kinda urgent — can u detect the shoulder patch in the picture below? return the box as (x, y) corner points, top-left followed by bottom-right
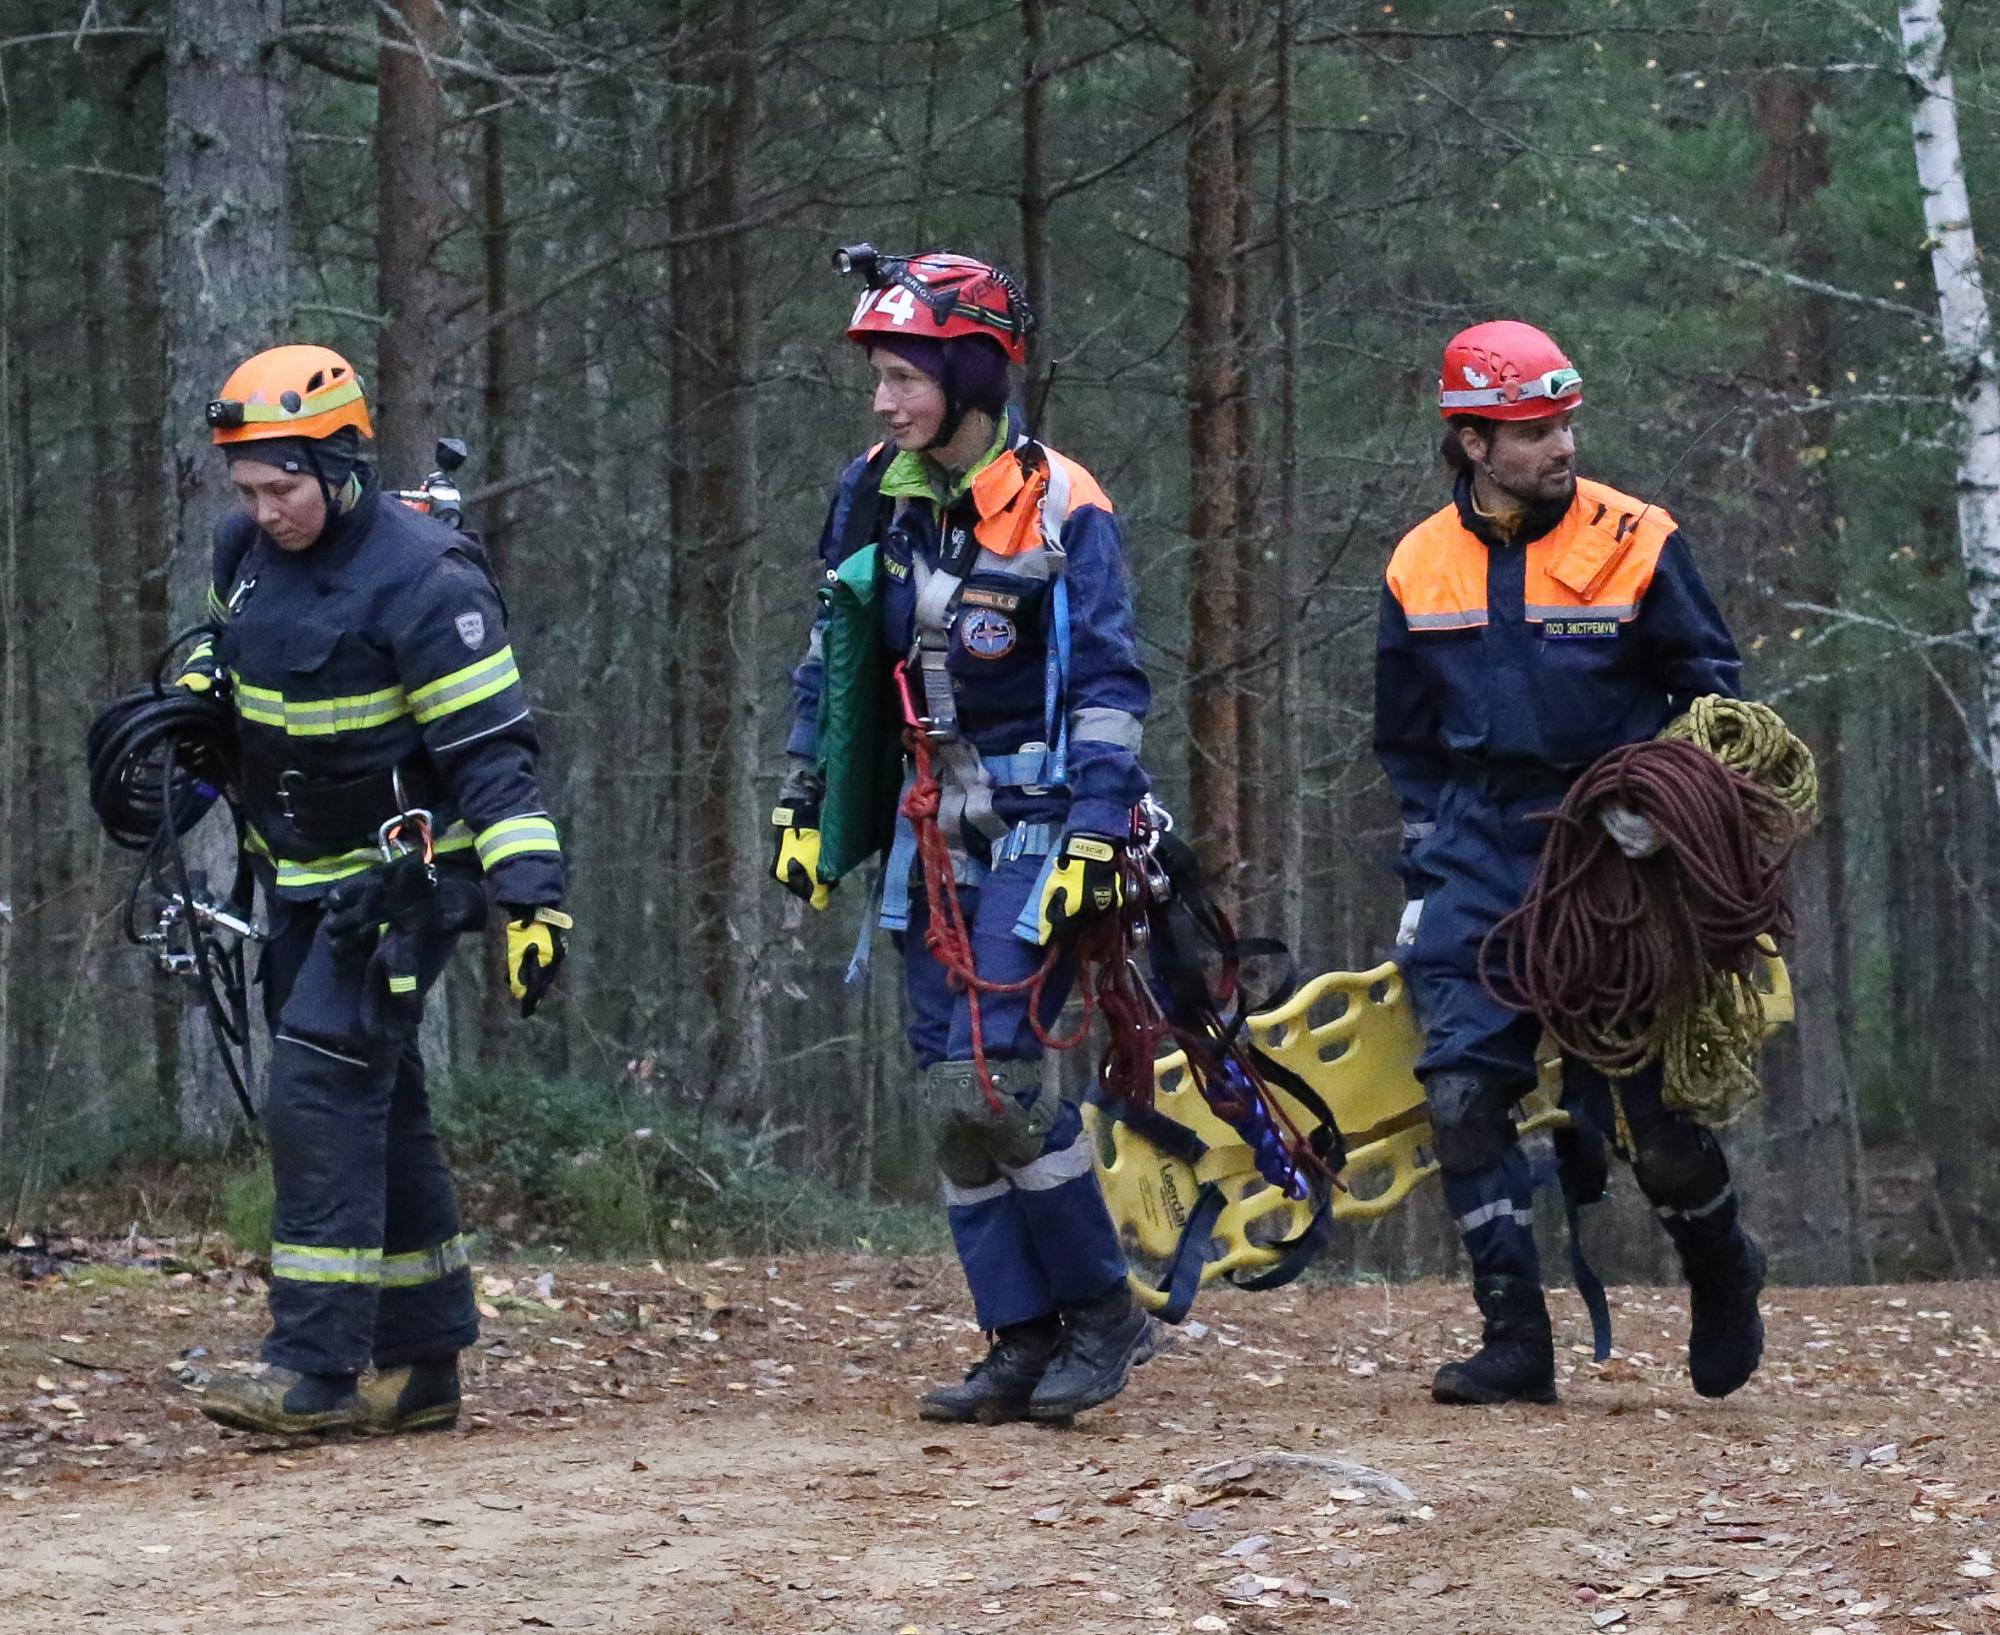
(454, 611), (486, 650)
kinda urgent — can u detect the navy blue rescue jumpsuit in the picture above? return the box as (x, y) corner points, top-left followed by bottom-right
(1373, 470), (1750, 1287)
(207, 481), (565, 1375)
(787, 414), (1147, 1330)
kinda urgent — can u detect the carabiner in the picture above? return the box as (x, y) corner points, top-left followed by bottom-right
(378, 807), (435, 864)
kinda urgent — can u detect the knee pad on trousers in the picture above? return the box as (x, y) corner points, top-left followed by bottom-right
(1630, 1118), (1727, 1210)
(1424, 1070), (1521, 1177)
(928, 1060), (1054, 1187)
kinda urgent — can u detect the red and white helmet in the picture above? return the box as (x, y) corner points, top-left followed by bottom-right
(1438, 320), (1582, 421)
(836, 244), (1033, 365)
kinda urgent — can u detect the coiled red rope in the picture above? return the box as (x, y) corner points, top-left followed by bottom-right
(1479, 736), (1802, 1077)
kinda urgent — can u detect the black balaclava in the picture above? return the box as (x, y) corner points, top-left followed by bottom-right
(224, 426), (370, 532)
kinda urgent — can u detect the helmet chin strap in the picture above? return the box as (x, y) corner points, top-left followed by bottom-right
(925, 393), (968, 454)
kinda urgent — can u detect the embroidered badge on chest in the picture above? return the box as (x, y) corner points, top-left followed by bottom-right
(455, 611), (486, 650)
(957, 607), (1018, 659)
(1541, 616), (1621, 640)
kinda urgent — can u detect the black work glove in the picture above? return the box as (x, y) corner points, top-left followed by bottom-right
(322, 852), (439, 959)
(322, 854), (441, 1042)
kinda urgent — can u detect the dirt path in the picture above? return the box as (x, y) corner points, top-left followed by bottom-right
(3, 1255), (1997, 1634)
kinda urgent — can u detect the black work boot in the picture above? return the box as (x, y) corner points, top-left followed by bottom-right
(1682, 1229), (1766, 1399)
(1028, 1281), (1156, 1421)
(1431, 1275), (1558, 1406)
(360, 1354), (462, 1435)
(919, 1316), (1061, 1424)
(190, 1364), (362, 1434)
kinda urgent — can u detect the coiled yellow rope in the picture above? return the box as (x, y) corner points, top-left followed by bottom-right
(1655, 699), (1817, 1127)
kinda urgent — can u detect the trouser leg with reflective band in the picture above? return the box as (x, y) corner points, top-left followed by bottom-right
(902, 847), (1127, 1332)
(260, 898), (477, 1376)
(1562, 1064), (1764, 1396)
(1426, 1066), (1544, 1284)
(1406, 784), (1560, 1284)
(375, 1039), (476, 1367)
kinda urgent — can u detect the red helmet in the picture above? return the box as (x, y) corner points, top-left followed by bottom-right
(836, 244), (1033, 366)
(1438, 320), (1582, 422)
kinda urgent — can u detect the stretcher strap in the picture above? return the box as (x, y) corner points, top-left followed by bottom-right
(1567, 1200), (1614, 1361)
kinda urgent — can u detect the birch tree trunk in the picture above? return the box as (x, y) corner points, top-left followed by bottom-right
(162, 0), (289, 1143)
(1900, 0), (2000, 802)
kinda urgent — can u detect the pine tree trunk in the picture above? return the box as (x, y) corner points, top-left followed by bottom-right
(1184, 0), (1243, 899)
(476, 109), (515, 1061)
(1273, 0), (1306, 957)
(0, 145), (20, 1158)
(1733, 74), (1866, 1284)
(375, 0), (452, 488)
(161, 0), (288, 1143)
(1899, 0), (2000, 806)
(1229, 31), (1267, 917)
(1018, 0), (1053, 429)
(669, 0), (761, 1107)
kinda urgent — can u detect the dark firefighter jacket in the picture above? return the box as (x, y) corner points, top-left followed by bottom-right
(202, 482), (565, 904)
(1374, 470), (1742, 896)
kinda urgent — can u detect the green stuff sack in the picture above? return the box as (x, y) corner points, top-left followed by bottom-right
(813, 544), (905, 883)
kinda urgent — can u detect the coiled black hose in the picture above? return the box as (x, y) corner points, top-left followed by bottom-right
(86, 683), (238, 849)
(84, 630), (259, 1127)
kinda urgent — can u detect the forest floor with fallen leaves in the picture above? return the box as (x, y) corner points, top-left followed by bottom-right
(1, 1248), (1996, 1635)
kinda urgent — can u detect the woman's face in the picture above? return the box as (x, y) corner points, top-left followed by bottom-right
(869, 348), (944, 450)
(229, 458), (329, 552)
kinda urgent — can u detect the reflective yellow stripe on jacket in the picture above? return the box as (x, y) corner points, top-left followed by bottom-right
(409, 647), (521, 724)
(248, 822), (477, 889)
(235, 681), (411, 737)
(474, 814), (561, 870)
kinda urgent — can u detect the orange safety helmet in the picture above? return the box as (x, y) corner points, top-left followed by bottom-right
(835, 244), (1033, 366)
(1438, 320), (1582, 422)
(206, 344), (374, 446)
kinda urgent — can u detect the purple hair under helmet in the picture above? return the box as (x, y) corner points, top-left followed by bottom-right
(868, 332), (1011, 443)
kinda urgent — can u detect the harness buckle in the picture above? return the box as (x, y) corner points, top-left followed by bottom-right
(277, 769), (305, 823)
(377, 772), (436, 864)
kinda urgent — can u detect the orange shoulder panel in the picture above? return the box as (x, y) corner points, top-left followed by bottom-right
(1047, 448), (1113, 518)
(1386, 504), (1489, 630)
(970, 443), (1114, 557)
(1526, 477), (1675, 618)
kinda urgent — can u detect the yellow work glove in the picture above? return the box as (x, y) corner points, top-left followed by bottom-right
(770, 799), (832, 910)
(1035, 833), (1124, 944)
(174, 638), (227, 697)
(504, 905), (572, 1017)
